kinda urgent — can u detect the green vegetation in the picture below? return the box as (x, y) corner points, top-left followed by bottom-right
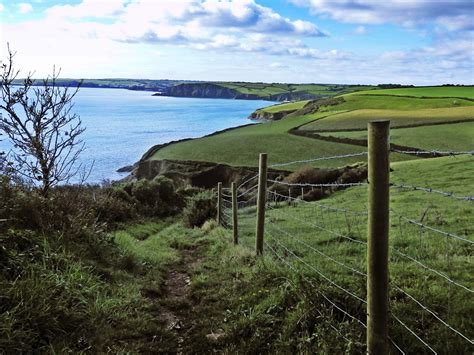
(150, 86), (474, 170)
(356, 86), (474, 98)
(219, 82), (375, 99)
(225, 155), (473, 353)
(258, 100), (310, 113)
(300, 106), (474, 131)
(152, 112), (413, 169)
(3, 84), (472, 353)
(323, 121), (474, 152)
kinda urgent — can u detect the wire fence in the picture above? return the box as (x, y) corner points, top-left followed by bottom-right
(216, 127), (473, 353)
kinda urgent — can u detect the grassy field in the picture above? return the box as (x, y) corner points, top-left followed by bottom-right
(258, 100), (310, 113)
(356, 86), (474, 98)
(322, 121), (474, 152)
(300, 106), (474, 131)
(226, 155), (473, 353)
(151, 112), (414, 169)
(218, 82), (376, 99)
(151, 87), (473, 169)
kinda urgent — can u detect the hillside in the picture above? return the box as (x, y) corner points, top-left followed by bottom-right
(155, 82), (376, 102)
(148, 86), (474, 172)
(13, 78), (186, 92)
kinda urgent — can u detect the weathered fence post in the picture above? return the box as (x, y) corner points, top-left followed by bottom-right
(232, 182), (238, 245)
(255, 153), (268, 255)
(367, 120), (390, 354)
(217, 182), (222, 225)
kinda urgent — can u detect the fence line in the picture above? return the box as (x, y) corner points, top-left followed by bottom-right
(268, 179), (366, 188)
(268, 190), (368, 216)
(215, 122), (473, 353)
(268, 221), (366, 304)
(392, 210), (474, 244)
(391, 149), (473, 156)
(393, 284), (474, 345)
(269, 152), (367, 168)
(390, 183), (474, 201)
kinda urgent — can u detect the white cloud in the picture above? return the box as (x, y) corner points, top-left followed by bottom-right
(291, 0), (473, 27)
(0, 4), (4, 12)
(18, 3), (33, 14)
(2, 0), (472, 84)
(353, 26), (368, 35)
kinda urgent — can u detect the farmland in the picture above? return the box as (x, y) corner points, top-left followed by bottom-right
(151, 86), (474, 168)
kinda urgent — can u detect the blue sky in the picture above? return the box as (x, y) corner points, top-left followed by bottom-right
(1, 0), (473, 85)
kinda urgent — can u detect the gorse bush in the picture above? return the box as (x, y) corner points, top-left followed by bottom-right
(130, 176), (183, 217)
(183, 190), (217, 228)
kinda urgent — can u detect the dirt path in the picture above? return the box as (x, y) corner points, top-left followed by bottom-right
(156, 246), (204, 354)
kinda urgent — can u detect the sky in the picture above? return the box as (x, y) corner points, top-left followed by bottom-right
(0, 0), (473, 85)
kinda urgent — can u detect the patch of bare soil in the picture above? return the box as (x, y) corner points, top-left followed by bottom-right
(149, 246), (207, 354)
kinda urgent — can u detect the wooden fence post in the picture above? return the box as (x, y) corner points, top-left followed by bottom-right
(217, 182), (222, 225)
(367, 120), (390, 354)
(232, 182), (238, 245)
(255, 153), (268, 255)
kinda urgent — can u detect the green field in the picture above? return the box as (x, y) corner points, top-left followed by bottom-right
(322, 122), (474, 152)
(230, 155), (473, 353)
(300, 106), (474, 131)
(258, 100), (310, 113)
(151, 112), (414, 169)
(151, 87), (474, 169)
(218, 82), (376, 99)
(356, 86), (474, 98)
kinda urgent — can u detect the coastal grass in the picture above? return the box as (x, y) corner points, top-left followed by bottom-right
(322, 121), (474, 152)
(258, 100), (310, 113)
(355, 86), (474, 99)
(227, 154), (473, 354)
(218, 82), (376, 99)
(151, 112), (415, 169)
(300, 106), (474, 132)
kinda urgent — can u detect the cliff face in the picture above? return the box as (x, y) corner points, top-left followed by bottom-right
(154, 83), (325, 102)
(249, 109), (297, 120)
(250, 96), (347, 121)
(154, 83), (264, 100)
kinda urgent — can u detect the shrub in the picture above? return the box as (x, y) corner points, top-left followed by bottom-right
(183, 190), (217, 228)
(131, 177), (182, 217)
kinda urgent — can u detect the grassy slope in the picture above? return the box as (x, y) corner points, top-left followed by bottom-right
(355, 86), (474, 98)
(152, 87), (474, 168)
(259, 100), (310, 113)
(300, 106), (474, 131)
(229, 155), (473, 353)
(151, 112), (412, 169)
(218, 82), (376, 99)
(324, 122), (474, 152)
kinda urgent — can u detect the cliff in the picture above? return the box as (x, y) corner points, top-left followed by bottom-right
(153, 83), (325, 102)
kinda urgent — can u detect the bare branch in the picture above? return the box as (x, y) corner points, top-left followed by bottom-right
(0, 44), (86, 196)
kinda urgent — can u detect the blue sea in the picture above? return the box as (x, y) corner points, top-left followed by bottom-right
(1, 87), (269, 183)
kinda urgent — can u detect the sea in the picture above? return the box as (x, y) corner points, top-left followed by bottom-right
(0, 87), (270, 183)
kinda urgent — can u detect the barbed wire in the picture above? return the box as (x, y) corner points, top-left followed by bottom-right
(263, 237), (367, 327)
(266, 203), (367, 246)
(237, 184), (259, 198)
(391, 149), (474, 156)
(268, 190), (368, 216)
(392, 314), (437, 354)
(269, 152), (368, 168)
(391, 183), (474, 201)
(391, 247), (473, 293)
(268, 179), (366, 188)
(267, 217), (366, 277)
(237, 174), (259, 189)
(391, 210), (474, 245)
(267, 221), (366, 304)
(393, 285), (474, 345)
